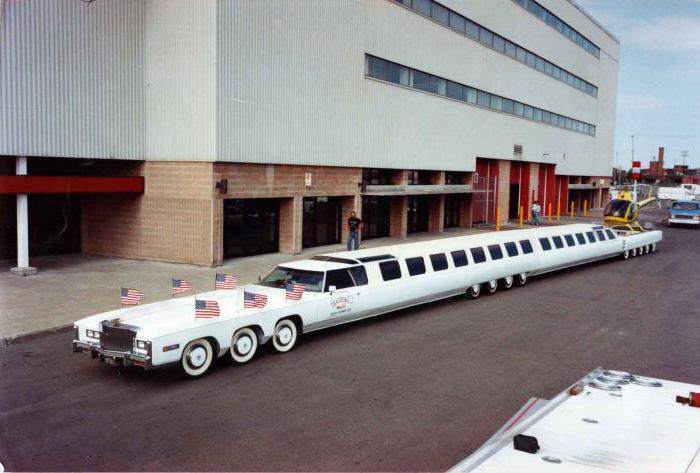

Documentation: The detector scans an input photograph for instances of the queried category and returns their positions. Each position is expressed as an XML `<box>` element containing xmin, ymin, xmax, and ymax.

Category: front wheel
<box><xmin>181</xmin><ymin>338</ymin><xmax>214</xmax><ymax>378</ymax></box>
<box><xmin>272</xmin><ymin>319</ymin><xmax>298</xmax><ymax>353</ymax></box>
<box><xmin>485</xmin><ymin>280</ymin><xmax>498</xmax><ymax>295</ymax></box>
<box><xmin>229</xmin><ymin>327</ymin><xmax>258</xmax><ymax>364</ymax></box>
<box><xmin>467</xmin><ymin>283</ymin><xmax>481</xmax><ymax>299</ymax></box>
<box><xmin>622</xmin><ymin>249</ymin><xmax>629</xmax><ymax>260</ymax></box>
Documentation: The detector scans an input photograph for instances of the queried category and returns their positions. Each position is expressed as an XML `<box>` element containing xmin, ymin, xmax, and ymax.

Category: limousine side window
<box><xmin>596</xmin><ymin>230</ymin><xmax>606</xmax><ymax>241</ymax></box>
<box><xmin>575</xmin><ymin>233</ymin><xmax>586</xmax><ymax>244</ymax></box>
<box><xmin>519</xmin><ymin>239</ymin><xmax>534</xmax><ymax>254</ymax></box>
<box><xmin>605</xmin><ymin>229</ymin><xmax>616</xmax><ymax>240</ymax></box>
<box><xmin>379</xmin><ymin>260</ymin><xmax>402</xmax><ymax>281</ymax></box>
<box><xmin>451</xmin><ymin>250</ymin><xmax>468</xmax><ymax>267</ymax></box>
<box><xmin>564</xmin><ymin>234</ymin><xmax>575</xmax><ymax>247</ymax></box>
<box><xmin>430</xmin><ymin>253</ymin><xmax>449</xmax><ymax>271</ymax></box>
<box><xmin>487</xmin><ymin>244</ymin><xmax>503</xmax><ymax>260</ymax></box>
<box><xmin>348</xmin><ymin>266</ymin><xmax>368</xmax><ymax>286</ymax></box>
<box><xmin>405</xmin><ymin>257</ymin><xmax>426</xmax><ymax>276</ymax></box>
<box><xmin>552</xmin><ymin>236</ymin><xmax>564</xmax><ymax>249</ymax></box>
<box><xmin>504</xmin><ymin>242</ymin><xmax>519</xmax><ymax>257</ymax></box>
<box><xmin>470</xmin><ymin>247</ymin><xmax>487</xmax><ymax>263</ymax></box>
<box><xmin>586</xmin><ymin>231</ymin><xmax>596</xmax><ymax>243</ymax></box>
<box><xmin>325</xmin><ymin>269</ymin><xmax>356</xmax><ymax>291</ymax></box>
<box><xmin>539</xmin><ymin>237</ymin><xmax>552</xmax><ymax>251</ymax></box>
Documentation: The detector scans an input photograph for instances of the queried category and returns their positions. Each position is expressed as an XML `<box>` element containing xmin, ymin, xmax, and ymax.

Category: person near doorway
<box><xmin>531</xmin><ymin>201</ymin><xmax>542</xmax><ymax>226</ymax></box>
<box><xmin>347</xmin><ymin>211</ymin><xmax>363</xmax><ymax>250</ymax></box>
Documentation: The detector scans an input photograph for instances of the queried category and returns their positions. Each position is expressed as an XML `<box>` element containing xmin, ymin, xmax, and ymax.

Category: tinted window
<box><xmin>586</xmin><ymin>231</ymin><xmax>596</xmax><ymax>243</ymax></box>
<box><xmin>430</xmin><ymin>253</ymin><xmax>449</xmax><ymax>271</ymax></box>
<box><xmin>405</xmin><ymin>257</ymin><xmax>426</xmax><ymax>276</ymax></box>
<box><xmin>325</xmin><ymin>269</ymin><xmax>355</xmax><ymax>291</ymax></box>
<box><xmin>605</xmin><ymin>229</ymin><xmax>616</xmax><ymax>240</ymax></box>
<box><xmin>379</xmin><ymin>260</ymin><xmax>402</xmax><ymax>281</ymax></box>
<box><xmin>449</xmin><ymin>11</ymin><xmax>466</xmax><ymax>32</ymax></box>
<box><xmin>539</xmin><ymin>237</ymin><xmax>552</xmax><ymax>251</ymax></box>
<box><xmin>504</xmin><ymin>242</ymin><xmax>519</xmax><ymax>257</ymax></box>
<box><xmin>596</xmin><ymin>230</ymin><xmax>606</xmax><ymax>241</ymax></box>
<box><xmin>575</xmin><ymin>233</ymin><xmax>586</xmax><ymax>244</ymax></box>
<box><xmin>412</xmin><ymin>0</ymin><xmax>431</xmax><ymax>15</ymax></box>
<box><xmin>347</xmin><ymin>266</ymin><xmax>368</xmax><ymax>286</ymax></box>
<box><xmin>431</xmin><ymin>2</ymin><xmax>449</xmax><ymax>25</ymax></box>
<box><xmin>552</xmin><ymin>236</ymin><xmax>564</xmax><ymax>249</ymax></box>
<box><xmin>470</xmin><ymin>247</ymin><xmax>486</xmax><ymax>263</ymax></box>
<box><xmin>519</xmin><ymin>239</ymin><xmax>534</xmax><ymax>254</ymax></box>
<box><xmin>487</xmin><ymin>244</ymin><xmax>503</xmax><ymax>260</ymax></box>
<box><xmin>564</xmin><ymin>234</ymin><xmax>575</xmax><ymax>247</ymax></box>
<box><xmin>451</xmin><ymin>250</ymin><xmax>468</xmax><ymax>267</ymax></box>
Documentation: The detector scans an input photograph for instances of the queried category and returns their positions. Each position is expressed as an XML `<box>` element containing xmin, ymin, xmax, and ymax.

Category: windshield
<box><xmin>604</xmin><ymin>199</ymin><xmax>633</xmax><ymax>218</ymax></box>
<box><xmin>259</xmin><ymin>266</ymin><xmax>324</xmax><ymax>292</ymax></box>
<box><xmin>671</xmin><ymin>202</ymin><xmax>699</xmax><ymax>211</ymax></box>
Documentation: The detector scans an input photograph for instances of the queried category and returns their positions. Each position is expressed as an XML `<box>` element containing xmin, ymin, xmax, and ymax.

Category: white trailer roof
<box><xmin>450</xmin><ymin>369</ymin><xmax>700</xmax><ymax>472</ymax></box>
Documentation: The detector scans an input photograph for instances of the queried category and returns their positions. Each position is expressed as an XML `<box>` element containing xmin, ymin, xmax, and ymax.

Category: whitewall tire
<box><xmin>644</xmin><ymin>245</ymin><xmax>650</xmax><ymax>254</ymax></box>
<box><xmin>516</xmin><ymin>273</ymin><xmax>527</xmax><ymax>286</ymax></box>
<box><xmin>486</xmin><ymin>280</ymin><xmax>498</xmax><ymax>295</ymax></box>
<box><xmin>623</xmin><ymin>250</ymin><xmax>629</xmax><ymax>260</ymax></box>
<box><xmin>229</xmin><ymin>327</ymin><xmax>258</xmax><ymax>364</ymax></box>
<box><xmin>468</xmin><ymin>284</ymin><xmax>481</xmax><ymax>299</ymax></box>
<box><xmin>181</xmin><ymin>338</ymin><xmax>214</xmax><ymax>378</ymax></box>
<box><xmin>651</xmin><ymin>243</ymin><xmax>656</xmax><ymax>253</ymax></box>
<box><xmin>272</xmin><ymin>319</ymin><xmax>298</xmax><ymax>353</ymax></box>
<box><xmin>630</xmin><ymin>248</ymin><xmax>637</xmax><ymax>257</ymax></box>
<box><xmin>501</xmin><ymin>275</ymin><xmax>514</xmax><ymax>290</ymax></box>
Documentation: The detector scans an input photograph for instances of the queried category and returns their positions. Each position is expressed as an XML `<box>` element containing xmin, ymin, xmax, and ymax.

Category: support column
<box><xmin>428</xmin><ymin>195</ymin><xmax>445</xmax><ymax>233</ymax></box>
<box><xmin>390</xmin><ymin>196</ymin><xmax>408</xmax><ymax>240</ymax></box>
<box><xmin>341</xmin><ymin>194</ymin><xmax>362</xmax><ymax>243</ymax></box>
<box><xmin>11</xmin><ymin>157</ymin><xmax>37</xmax><ymax>276</ymax></box>
<box><xmin>459</xmin><ymin>194</ymin><xmax>473</xmax><ymax>228</ymax></box>
<box><xmin>279</xmin><ymin>196</ymin><xmax>303</xmax><ymax>254</ymax></box>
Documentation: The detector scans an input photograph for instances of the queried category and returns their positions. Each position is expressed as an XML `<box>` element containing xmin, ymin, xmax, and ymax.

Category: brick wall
<box><xmin>497</xmin><ymin>160</ymin><xmax>510</xmax><ymax>226</ymax></box>
<box><xmin>428</xmin><ymin>195</ymin><xmax>444</xmax><ymax>233</ymax></box>
<box><xmin>390</xmin><ymin>196</ymin><xmax>408</xmax><ymax>239</ymax></box>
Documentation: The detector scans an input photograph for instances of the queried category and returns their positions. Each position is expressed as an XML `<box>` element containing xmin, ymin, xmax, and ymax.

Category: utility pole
<box><xmin>630</xmin><ymin>135</ymin><xmax>636</xmax><ymax>201</ymax></box>
<box><xmin>681</xmin><ymin>150</ymin><xmax>689</xmax><ymax>167</ymax></box>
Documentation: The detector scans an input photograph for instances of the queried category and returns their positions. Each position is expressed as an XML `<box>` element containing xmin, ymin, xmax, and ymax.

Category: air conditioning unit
<box><xmin>514</xmin><ymin>144</ymin><xmax>523</xmax><ymax>157</ymax></box>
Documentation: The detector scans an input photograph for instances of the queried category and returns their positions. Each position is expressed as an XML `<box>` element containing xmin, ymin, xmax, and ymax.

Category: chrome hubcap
<box><xmin>505</xmin><ymin>276</ymin><xmax>513</xmax><ymax>286</ymax></box>
<box><xmin>277</xmin><ymin>326</ymin><xmax>292</xmax><ymax>345</ymax></box>
<box><xmin>471</xmin><ymin>284</ymin><xmax>480</xmax><ymax>293</ymax></box>
<box><xmin>188</xmin><ymin>346</ymin><xmax>206</xmax><ymax>367</ymax></box>
<box><xmin>235</xmin><ymin>336</ymin><xmax>252</xmax><ymax>355</ymax></box>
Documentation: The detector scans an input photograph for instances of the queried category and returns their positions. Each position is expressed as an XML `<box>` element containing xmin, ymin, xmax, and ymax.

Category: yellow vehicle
<box><xmin>603</xmin><ymin>191</ymin><xmax>656</xmax><ymax>231</ymax></box>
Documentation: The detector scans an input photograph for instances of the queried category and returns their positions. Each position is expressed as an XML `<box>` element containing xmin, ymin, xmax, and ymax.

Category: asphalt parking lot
<box><xmin>1</xmin><ymin>211</ymin><xmax>699</xmax><ymax>471</ymax></box>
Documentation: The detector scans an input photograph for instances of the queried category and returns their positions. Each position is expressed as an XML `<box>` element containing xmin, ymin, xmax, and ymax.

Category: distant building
<box><xmin>1</xmin><ymin>0</ymin><xmax>620</xmax><ymax>266</ymax></box>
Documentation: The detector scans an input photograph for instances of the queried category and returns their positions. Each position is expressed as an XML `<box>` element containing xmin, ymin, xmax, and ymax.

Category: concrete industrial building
<box><xmin>0</xmin><ymin>0</ymin><xmax>618</xmax><ymax>268</ymax></box>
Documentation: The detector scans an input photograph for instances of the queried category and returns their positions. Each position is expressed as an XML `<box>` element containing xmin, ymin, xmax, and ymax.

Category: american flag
<box><xmin>286</xmin><ymin>282</ymin><xmax>305</xmax><ymax>301</ymax></box>
<box><xmin>195</xmin><ymin>299</ymin><xmax>220</xmax><ymax>318</ymax></box>
<box><xmin>243</xmin><ymin>290</ymin><xmax>267</xmax><ymax>309</ymax></box>
<box><xmin>172</xmin><ymin>278</ymin><xmax>192</xmax><ymax>295</ymax></box>
<box><xmin>121</xmin><ymin>287</ymin><xmax>142</xmax><ymax>306</ymax></box>
<box><xmin>215</xmin><ymin>273</ymin><xmax>237</xmax><ymax>290</ymax></box>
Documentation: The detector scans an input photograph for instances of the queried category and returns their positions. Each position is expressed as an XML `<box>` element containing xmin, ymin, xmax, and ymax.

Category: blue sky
<box><xmin>577</xmin><ymin>0</ymin><xmax>700</xmax><ymax>169</ymax></box>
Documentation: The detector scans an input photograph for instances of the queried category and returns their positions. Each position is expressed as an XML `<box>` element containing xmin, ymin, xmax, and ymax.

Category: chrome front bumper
<box><xmin>669</xmin><ymin>218</ymin><xmax>700</xmax><ymax>225</ymax></box>
<box><xmin>73</xmin><ymin>340</ymin><xmax>153</xmax><ymax>369</ymax></box>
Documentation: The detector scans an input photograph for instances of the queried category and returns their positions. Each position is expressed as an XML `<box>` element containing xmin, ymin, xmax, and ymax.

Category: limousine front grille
<box><xmin>100</xmin><ymin>322</ymin><xmax>136</xmax><ymax>352</ymax></box>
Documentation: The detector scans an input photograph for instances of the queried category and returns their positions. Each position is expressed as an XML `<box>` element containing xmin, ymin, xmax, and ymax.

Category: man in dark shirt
<box><xmin>347</xmin><ymin>211</ymin><xmax>362</xmax><ymax>250</ymax></box>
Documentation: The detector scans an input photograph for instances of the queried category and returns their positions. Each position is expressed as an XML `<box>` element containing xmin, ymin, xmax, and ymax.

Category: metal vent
<box><xmin>514</xmin><ymin>144</ymin><xmax>523</xmax><ymax>157</ymax></box>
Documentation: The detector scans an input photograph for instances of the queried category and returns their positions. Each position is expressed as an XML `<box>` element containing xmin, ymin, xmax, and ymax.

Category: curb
<box><xmin>1</xmin><ymin>323</ymin><xmax>72</xmax><ymax>347</ymax></box>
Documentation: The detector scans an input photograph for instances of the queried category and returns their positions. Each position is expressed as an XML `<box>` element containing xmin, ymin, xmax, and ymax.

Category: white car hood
<box><xmin>75</xmin><ymin>285</ymin><xmax>292</xmax><ymax>339</ymax></box>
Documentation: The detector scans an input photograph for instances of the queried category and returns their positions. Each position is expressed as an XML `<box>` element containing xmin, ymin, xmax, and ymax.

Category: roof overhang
<box><xmin>0</xmin><ymin>176</ymin><xmax>145</xmax><ymax>194</ymax></box>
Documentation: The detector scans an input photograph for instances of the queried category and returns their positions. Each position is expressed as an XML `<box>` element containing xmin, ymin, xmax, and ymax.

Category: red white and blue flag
<box><xmin>286</xmin><ymin>282</ymin><xmax>305</xmax><ymax>301</ymax></box>
<box><xmin>121</xmin><ymin>287</ymin><xmax>142</xmax><ymax>306</ymax></box>
<box><xmin>195</xmin><ymin>299</ymin><xmax>220</xmax><ymax>319</ymax></box>
<box><xmin>215</xmin><ymin>273</ymin><xmax>237</xmax><ymax>290</ymax></box>
<box><xmin>172</xmin><ymin>278</ymin><xmax>192</xmax><ymax>295</ymax></box>
<box><xmin>244</xmin><ymin>290</ymin><xmax>267</xmax><ymax>308</ymax></box>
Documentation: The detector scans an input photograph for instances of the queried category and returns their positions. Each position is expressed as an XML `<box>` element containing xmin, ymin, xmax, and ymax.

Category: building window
<box><xmin>391</xmin><ymin>0</ymin><xmax>598</xmax><ymax>96</ymax></box>
<box><xmin>362</xmin><ymin>168</ymin><xmax>392</xmax><ymax>185</ymax></box>
<box><xmin>365</xmin><ymin>54</ymin><xmax>596</xmax><ymax>136</ymax></box>
<box><xmin>511</xmin><ymin>0</ymin><xmax>601</xmax><ymax>58</ymax></box>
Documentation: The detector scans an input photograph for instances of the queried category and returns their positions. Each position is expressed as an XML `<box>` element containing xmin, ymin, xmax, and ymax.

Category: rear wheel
<box><xmin>630</xmin><ymin>248</ymin><xmax>637</xmax><ymax>257</ymax></box>
<box><xmin>500</xmin><ymin>276</ymin><xmax>514</xmax><ymax>290</ymax></box>
<box><xmin>181</xmin><ymin>338</ymin><xmax>214</xmax><ymax>378</ymax></box>
<box><xmin>644</xmin><ymin>245</ymin><xmax>650</xmax><ymax>255</ymax></box>
<box><xmin>229</xmin><ymin>327</ymin><xmax>258</xmax><ymax>364</ymax></box>
<box><xmin>622</xmin><ymin>249</ymin><xmax>629</xmax><ymax>260</ymax></box>
<box><xmin>272</xmin><ymin>319</ymin><xmax>298</xmax><ymax>353</ymax></box>
<box><xmin>516</xmin><ymin>273</ymin><xmax>527</xmax><ymax>286</ymax></box>
<box><xmin>486</xmin><ymin>280</ymin><xmax>498</xmax><ymax>295</ymax></box>
<box><xmin>467</xmin><ymin>284</ymin><xmax>481</xmax><ymax>299</ymax></box>
<box><xmin>651</xmin><ymin>243</ymin><xmax>656</xmax><ymax>253</ymax></box>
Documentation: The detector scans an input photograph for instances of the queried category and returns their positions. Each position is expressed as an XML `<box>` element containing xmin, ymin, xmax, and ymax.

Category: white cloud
<box><xmin>623</xmin><ymin>16</ymin><xmax>700</xmax><ymax>53</ymax></box>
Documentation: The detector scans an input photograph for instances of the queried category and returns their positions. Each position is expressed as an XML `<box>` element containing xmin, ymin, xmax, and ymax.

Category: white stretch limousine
<box><xmin>73</xmin><ymin>224</ymin><xmax>662</xmax><ymax>377</ymax></box>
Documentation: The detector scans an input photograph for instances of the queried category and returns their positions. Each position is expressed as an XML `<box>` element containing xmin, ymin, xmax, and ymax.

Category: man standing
<box><xmin>347</xmin><ymin>211</ymin><xmax>362</xmax><ymax>250</ymax></box>
<box><xmin>531</xmin><ymin>200</ymin><xmax>541</xmax><ymax>226</ymax></box>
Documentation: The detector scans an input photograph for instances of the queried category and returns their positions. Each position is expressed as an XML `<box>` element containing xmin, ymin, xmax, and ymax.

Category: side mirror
<box><xmin>328</xmin><ymin>285</ymin><xmax>337</xmax><ymax>293</ymax></box>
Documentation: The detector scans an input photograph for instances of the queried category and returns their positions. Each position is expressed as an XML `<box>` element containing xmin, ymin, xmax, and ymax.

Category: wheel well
<box><xmin>203</xmin><ymin>336</ymin><xmax>221</xmax><ymax>358</ymax></box>
<box><xmin>281</xmin><ymin>315</ymin><xmax>304</xmax><ymax>334</ymax></box>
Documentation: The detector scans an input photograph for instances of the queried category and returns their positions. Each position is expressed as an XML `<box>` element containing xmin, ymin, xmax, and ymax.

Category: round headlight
<box><xmin>136</xmin><ymin>340</ymin><xmax>148</xmax><ymax>349</ymax></box>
